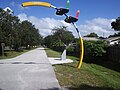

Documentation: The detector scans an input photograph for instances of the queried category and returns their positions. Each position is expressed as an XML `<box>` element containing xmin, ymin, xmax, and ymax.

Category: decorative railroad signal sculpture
<box><xmin>22</xmin><ymin>0</ymin><xmax>84</xmax><ymax>69</ymax></box>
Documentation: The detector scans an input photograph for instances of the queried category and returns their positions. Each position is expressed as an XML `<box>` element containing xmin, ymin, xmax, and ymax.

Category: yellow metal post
<box><xmin>72</xmin><ymin>23</ymin><xmax>84</xmax><ymax>69</ymax></box>
<box><xmin>77</xmin><ymin>37</ymin><xmax>84</xmax><ymax>69</ymax></box>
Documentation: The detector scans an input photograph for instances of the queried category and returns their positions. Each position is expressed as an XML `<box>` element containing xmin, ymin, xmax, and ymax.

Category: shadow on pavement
<box><xmin>41</xmin><ymin>88</ymin><xmax>61</xmax><ymax>90</ymax></box>
<box><xmin>0</xmin><ymin>62</ymin><xmax>50</xmax><ymax>65</ymax></box>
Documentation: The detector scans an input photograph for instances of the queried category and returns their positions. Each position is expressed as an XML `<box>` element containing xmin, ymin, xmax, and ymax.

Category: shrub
<box><xmin>66</xmin><ymin>46</ymin><xmax>75</xmax><ymax>55</ymax></box>
<box><xmin>51</xmin><ymin>46</ymin><xmax>66</xmax><ymax>52</ymax></box>
<box><xmin>83</xmin><ymin>40</ymin><xmax>108</xmax><ymax>62</ymax></box>
<box><xmin>73</xmin><ymin>40</ymin><xmax>108</xmax><ymax>62</ymax></box>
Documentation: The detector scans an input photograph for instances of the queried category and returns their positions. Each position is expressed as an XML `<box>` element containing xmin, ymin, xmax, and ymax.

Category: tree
<box><xmin>108</xmin><ymin>33</ymin><xmax>120</xmax><ymax>38</ymax></box>
<box><xmin>52</xmin><ymin>26</ymin><xmax>74</xmax><ymax>45</ymax></box>
<box><xmin>0</xmin><ymin>8</ymin><xmax>21</xmax><ymax>49</ymax></box>
<box><xmin>43</xmin><ymin>26</ymin><xmax>75</xmax><ymax>48</ymax></box>
<box><xmin>110</xmin><ymin>17</ymin><xmax>120</xmax><ymax>37</ymax></box>
<box><xmin>44</xmin><ymin>35</ymin><xmax>57</xmax><ymax>48</ymax></box>
<box><xmin>20</xmin><ymin>20</ymin><xmax>42</xmax><ymax>49</ymax></box>
<box><xmin>84</xmin><ymin>32</ymin><xmax>98</xmax><ymax>37</ymax></box>
<box><xmin>111</xmin><ymin>17</ymin><xmax>120</xmax><ymax>31</ymax></box>
<box><xmin>0</xmin><ymin>8</ymin><xmax>42</xmax><ymax>51</ymax></box>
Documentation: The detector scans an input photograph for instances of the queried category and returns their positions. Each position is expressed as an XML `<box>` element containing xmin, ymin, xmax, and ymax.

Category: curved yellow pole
<box><xmin>72</xmin><ymin>23</ymin><xmax>84</xmax><ymax>69</ymax></box>
<box><xmin>77</xmin><ymin>37</ymin><xmax>84</xmax><ymax>69</ymax></box>
<box><xmin>22</xmin><ymin>2</ymin><xmax>51</xmax><ymax>8</ymax></box>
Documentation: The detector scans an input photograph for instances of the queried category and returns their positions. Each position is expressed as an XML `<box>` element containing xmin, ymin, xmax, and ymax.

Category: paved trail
<box><xmin>0</xmin><ymin>48</ymin><xmax>60</xmax><ymax>90</ymax></box>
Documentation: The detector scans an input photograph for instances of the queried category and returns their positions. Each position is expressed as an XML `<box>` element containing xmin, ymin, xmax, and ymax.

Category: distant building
<box><xmin>68</xmin><ymin>37</ymin><xmax>100</xmax><ymax>46</ymax></box>
<box><xmin>83</xmin><ymin>37</ymin><xmax>100</xmax><ymax>41</ymax></box>
<box><xmin>105</xmin><ymin>36</ymin><xmax>120</xmax><ymax>45</ymax></box>
<box><xmin>3</xmin><ymin>7</ymin><xmax>13</xmax><ymax>14</ymax></box>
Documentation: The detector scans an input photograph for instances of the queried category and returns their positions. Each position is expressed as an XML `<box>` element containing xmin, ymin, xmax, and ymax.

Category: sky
<box><xmin>0</xmin><ymin>0</ymin><xmax>120</xmax><ymax>37</ymax></box>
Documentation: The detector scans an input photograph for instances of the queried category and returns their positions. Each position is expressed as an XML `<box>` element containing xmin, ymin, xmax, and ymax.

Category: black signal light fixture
<box><xmin>56</xmin><ymin>8</ymin><xmax>69</xmax><ymax>15</ymax></box>
<box><xmin>65</xmin><ymin>16</ymin><xmax>78</xmax><ymax>23</ymax></box>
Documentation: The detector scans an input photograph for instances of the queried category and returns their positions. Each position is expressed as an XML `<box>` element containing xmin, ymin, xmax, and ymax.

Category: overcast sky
<box><xmin>0</xmin><ymin>0</ymin><xmax>120</xmax><ymax>37</ymax></box>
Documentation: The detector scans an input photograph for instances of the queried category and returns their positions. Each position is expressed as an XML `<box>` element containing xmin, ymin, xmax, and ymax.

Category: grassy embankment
<box><xmin>45</xmin><ymin>48</ymin><xmax>120</xmax><ymax>90</ymax></box>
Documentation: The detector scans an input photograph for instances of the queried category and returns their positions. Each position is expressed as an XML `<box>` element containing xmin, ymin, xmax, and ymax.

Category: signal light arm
<box><xmin>22</xmin><ymin>2</ymin><xmax>51</xmax><ymax>8</ymax></box>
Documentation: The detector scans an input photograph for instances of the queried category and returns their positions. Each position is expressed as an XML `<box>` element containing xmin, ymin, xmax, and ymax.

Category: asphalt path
<box><xmin>0</xmin><ymin>48</ymin><xmax>60</xmax><ymax>90</ymax></box>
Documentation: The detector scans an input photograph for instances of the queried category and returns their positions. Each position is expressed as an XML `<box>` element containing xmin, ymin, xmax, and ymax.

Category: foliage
<box><xmin>111</xmin><ymin>17</ymin><xmax>120</xmax><ymax>31</ymax></box>
<box><xmin>44</xmin><ymin>26</ymin><xmax>75</xmax><ymax>48</ymax></box>
<box><xmin>109</xmin><ymin>17</ymin><xmax>120</xmax><ymax>37</ymax></box>
<box><xmin>44</xmin><ymin>35</ymin><xmax>59</xmax><ymax>48</ymax></box>
<box><xmin>20</xmin><ymin>21</ymin><xmax>42</xmax><ymax>48</ymax></box>
<box><xmin>108</xmin><ymin>33</ymin><xmax>120</xmax><ymax>38</ymax></box>
<box><xmin>0</xmin><ymin>8</ymin><xmax>20</xmax><ymax>46</ymax></box>
<box><xmin>0</xmin><ymin>8</ymin><xmax>42</xmax><ymax>52</ymax></box>
<box><xmin>71</xmin><ymin>40</ymin><xmax>108</xmax><ymax>62</ymax></box>
<box><xmin>52</xmin><ymin>26</ymin><xmax>75</xmax><ymax>45</ymax></box>
<box><xmin>84</xmin><ymin>32</ymin><xmax>98</xmax><ymax>37</ymax></box>
<box><xmin>66</xmin><ymin>46</ymin><xmax>75</xmax><ymax>55</ymax></box>
<box><xmin>83</xmin><ymin>40</ymin><xmax>108</xmax><ymax>62</ymax></box>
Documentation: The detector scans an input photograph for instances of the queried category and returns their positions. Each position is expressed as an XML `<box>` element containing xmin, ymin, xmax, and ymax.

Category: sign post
<box><xmin>1</xmin><ymin>43</ymin><xmax>5</xmax><ymax>56</ymax></box>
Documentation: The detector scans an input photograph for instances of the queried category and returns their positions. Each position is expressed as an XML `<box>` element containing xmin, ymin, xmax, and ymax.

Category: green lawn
<box><xmin>45</xmin><ymin>48</ymin><xmax>78</xmax><ymax>61</ymax></box>
<box><xmin>0</xmin><ymin>49</ymin><xmax>32</xmax><ymax>59</ymax></box>
<box><xmin>45</xmin><ymin>48</ymin><xmax>120</xmax><ymax>90</ymax></box>
<box><xmin>45</xmin><ymin>48</ymin><xmax>61</xmax><ymax>58</ymax></box>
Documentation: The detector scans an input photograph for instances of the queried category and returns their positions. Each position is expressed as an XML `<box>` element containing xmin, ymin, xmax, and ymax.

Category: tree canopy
<box><xmin>52</xmin><ymin>26</ymin><xmax>74</xmax><ymax>45</ymax></box>
<box><xmin>110</xmin><ymin>17</ymin><xmax>120</xmax><ymax>37</ymax></box>
<box><xmin>0</xmin><ymin>8</ymin><xmax>42</xmax><ymax>51</ymax></box>
<box><xmin>44</xmin><ymin>26</ymin><xmax>75</xmax><ymax>48</ymax></box>
<box><xmin>84</xmin><ymin>32</ymin><xmax>98</xmax><ymax>37</ymax></box>
<box><xmin>111</xmin><ymin>17</ymin><xmax>120</xmax><ymax>31</ymax></box>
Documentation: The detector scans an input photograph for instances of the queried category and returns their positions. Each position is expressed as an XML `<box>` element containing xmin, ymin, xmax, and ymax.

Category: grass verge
<box><xmin>0</xmin><ymin>49</ymin><xmax>34</xmax><ymax>59</ymax></box>
<box><xmin>45</xmin><ymin>48</ymin><xmax>61</xmax><ymax>58</ymax></box>
<box><xmin>45</xmin><ymin>48</ymin><xmax>120</xmax><ymax>90</ymax></box>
